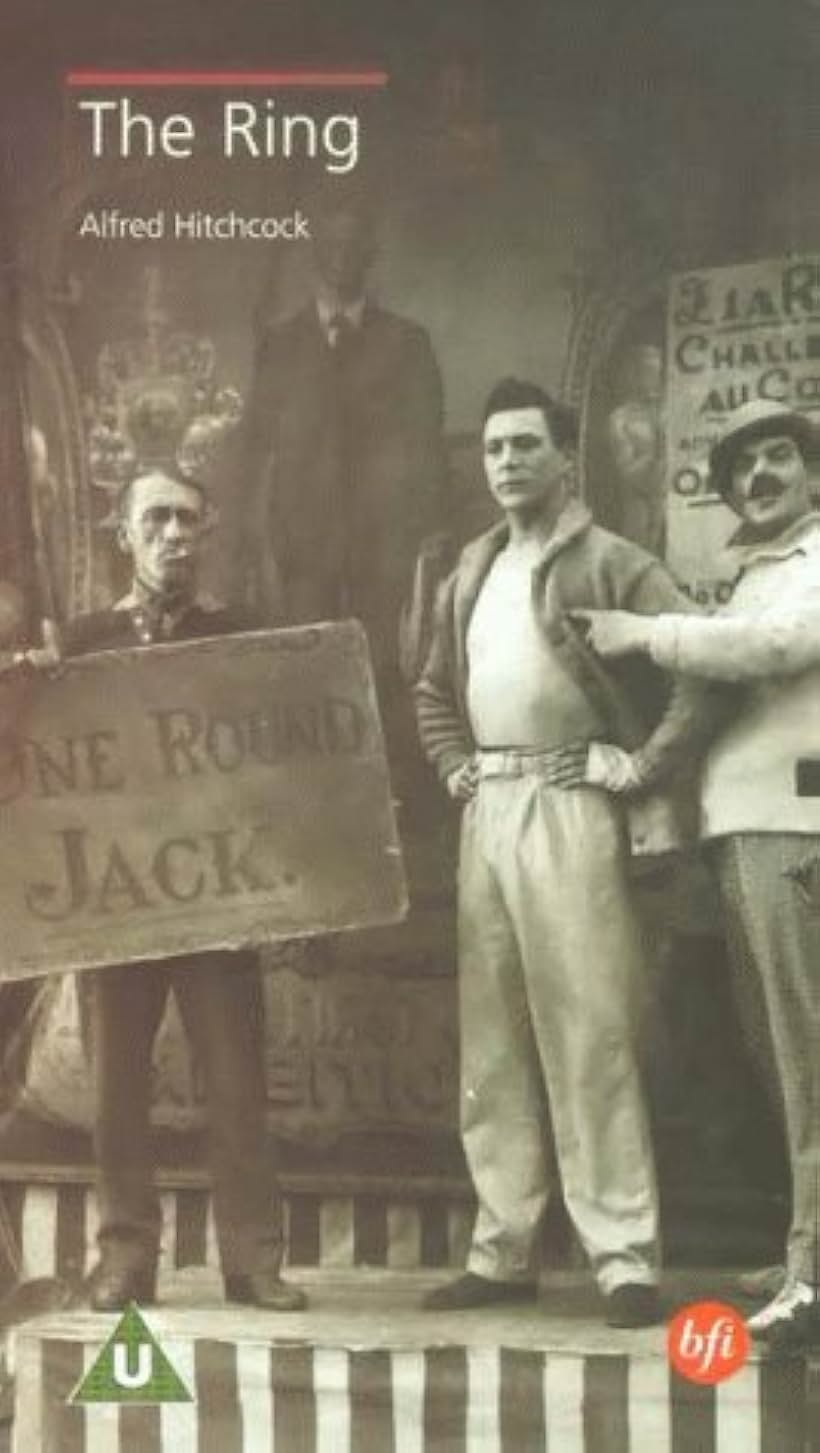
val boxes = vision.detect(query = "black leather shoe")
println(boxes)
[423,1273,537,1311]
[224,1271,307,1311]
[87,1263,157,1312]
[604,1283,662,1328]
[763,1300,820,1354]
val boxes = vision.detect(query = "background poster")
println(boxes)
[666,254,820,602]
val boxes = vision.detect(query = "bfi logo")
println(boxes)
[667,1301,750,1384]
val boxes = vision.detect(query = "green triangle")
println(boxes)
[70,1303,193,1404]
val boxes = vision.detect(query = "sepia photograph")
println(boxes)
[0,1,817,1447]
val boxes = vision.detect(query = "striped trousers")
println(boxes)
[717,833,820,1284]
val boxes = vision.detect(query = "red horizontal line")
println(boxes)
[65,70,388,89]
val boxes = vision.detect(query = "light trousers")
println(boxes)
[458,777,660,1293]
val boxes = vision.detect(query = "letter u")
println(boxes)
[112,1341,152,1389]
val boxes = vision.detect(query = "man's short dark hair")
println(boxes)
[482,377,578,452]
[117,466,208,521]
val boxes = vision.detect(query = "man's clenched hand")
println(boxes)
[446,759,480,801]
[14,618,63,673]
[569,609,653,659]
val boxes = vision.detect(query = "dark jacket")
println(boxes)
[63,596,249,655]
[415,499,710,855]
[239,300,446,673]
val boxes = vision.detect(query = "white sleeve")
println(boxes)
[648,609,820,682]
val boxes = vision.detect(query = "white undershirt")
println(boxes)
[466,543,604,747]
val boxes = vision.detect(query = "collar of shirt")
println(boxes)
[472,495,592,567]
[316,296,366,346]
[727,509,820,577]
[115,580,200,642]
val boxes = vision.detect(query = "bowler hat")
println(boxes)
[709,400,816,496]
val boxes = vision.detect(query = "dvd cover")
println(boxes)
[0,1,817,1448]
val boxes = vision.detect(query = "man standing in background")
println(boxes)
[239,190,446,683]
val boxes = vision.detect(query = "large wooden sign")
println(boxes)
[0,621,407,979]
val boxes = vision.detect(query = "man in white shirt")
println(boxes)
[416,377,704,1327]
[576,399,820,1344]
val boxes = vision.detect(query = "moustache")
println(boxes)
[747,474,785,501]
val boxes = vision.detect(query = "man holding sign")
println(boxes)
[27,466,307,1314]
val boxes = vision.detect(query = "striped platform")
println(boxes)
[0,1178,475,1285]
[9,1272,820,1452]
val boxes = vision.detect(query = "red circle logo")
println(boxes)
[667,1301,750,1384]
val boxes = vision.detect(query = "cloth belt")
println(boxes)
[476,743,590,782]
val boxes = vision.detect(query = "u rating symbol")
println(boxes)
[70,1304,193,1404]
[112,1340,153,1389]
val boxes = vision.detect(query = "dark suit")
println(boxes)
[240,301,446,677]
[66,600,282,1279]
